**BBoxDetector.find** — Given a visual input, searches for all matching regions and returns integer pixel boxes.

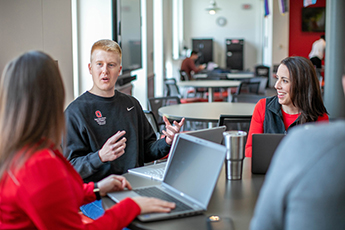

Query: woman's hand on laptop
[97,175,133,197]
[132,197,176,214]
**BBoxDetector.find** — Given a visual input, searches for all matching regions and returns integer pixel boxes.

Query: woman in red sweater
[0,51,175,229]
[245,56,328,157]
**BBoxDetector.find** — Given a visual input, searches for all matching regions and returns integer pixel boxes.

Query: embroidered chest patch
[94,110,106,125]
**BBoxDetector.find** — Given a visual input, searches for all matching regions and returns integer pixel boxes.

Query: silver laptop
[251,133,285,174]
[127,126,226,181]
[186,125,226,143]
[108,133,227,222]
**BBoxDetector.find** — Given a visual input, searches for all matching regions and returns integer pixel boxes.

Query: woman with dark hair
[0,51,174,229]
[245,56,328,157]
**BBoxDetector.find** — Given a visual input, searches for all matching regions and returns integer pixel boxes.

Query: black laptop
[251,133,285,174]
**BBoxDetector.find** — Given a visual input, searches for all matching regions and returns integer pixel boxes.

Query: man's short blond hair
[90,39,122,62]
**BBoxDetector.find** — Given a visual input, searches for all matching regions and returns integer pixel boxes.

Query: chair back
[164,79,182,97]
[255,65,269,77]
[232,94,266,103]
[217,114,252,143]
[148,96,181,128]
[250,77,268,94]
[235,81,260,95]
[179,70,189,81]
[144,110,160,140]
[163,78,177,96]
[255,65,270,88]
[164,78,177,84]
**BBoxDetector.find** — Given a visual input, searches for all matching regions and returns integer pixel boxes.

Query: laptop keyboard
[143,168,165,180]
[134,187,193,213]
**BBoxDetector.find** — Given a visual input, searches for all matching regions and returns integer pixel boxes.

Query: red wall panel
[289,0,326,58]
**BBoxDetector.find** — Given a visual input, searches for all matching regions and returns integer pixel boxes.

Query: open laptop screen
[185,126,226,144]
[163,134,226,207]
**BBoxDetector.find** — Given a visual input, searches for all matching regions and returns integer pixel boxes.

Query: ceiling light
[206,0,221,15]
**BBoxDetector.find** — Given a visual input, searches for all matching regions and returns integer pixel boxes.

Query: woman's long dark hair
[280,56,328,124]
[0,51,65,178]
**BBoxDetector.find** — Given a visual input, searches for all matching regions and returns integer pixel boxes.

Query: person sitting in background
[180,50,205,80]
[250,73,345,230]
[0,51,175,229]
[63,39,184,220]
[308,34,326,69]
[245,56,328,157]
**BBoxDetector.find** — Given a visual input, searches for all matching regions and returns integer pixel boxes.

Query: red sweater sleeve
[82,182,97,205]
[317,113,329,122]
[10,150,140,230]
[245,99,266,157]
[86,198,141,230]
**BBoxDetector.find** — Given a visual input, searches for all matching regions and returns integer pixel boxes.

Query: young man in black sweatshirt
[63,39,184,219]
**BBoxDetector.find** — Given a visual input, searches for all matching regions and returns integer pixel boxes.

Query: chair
[179,70,209,97]
[249,77,268,94]
[217,114,252,143]
[232,94,266,103]
[235,81,260,95]
[179,70,189,81]
[164,79,208,103]
[144,110,161,140]
[204,89,228,102]
[171,75,224,102]
[148,96,181,131]
[165,77,177,84]
[143,110,170,162]
[167,77,199,98]
[164,78,182,97]
[255,65,270,88]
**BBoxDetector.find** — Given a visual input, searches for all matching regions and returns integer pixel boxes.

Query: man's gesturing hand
[99,130,126,162]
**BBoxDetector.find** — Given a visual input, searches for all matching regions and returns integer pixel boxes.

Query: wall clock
[216,16,227,27]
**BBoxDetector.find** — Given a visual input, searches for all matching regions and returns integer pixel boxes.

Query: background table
[177,80,241,102]
[194,71,254,80]
[103,158,265,230]
[158,102,256,123]
[226,72,254,80]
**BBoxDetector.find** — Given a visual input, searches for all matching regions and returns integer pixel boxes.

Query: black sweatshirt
[63,91,170,183]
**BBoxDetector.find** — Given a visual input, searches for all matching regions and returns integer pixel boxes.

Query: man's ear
[88,63,92,74]
[118,65,122,75]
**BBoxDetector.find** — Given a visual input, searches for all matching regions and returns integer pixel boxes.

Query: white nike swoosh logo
[127,106,134,111]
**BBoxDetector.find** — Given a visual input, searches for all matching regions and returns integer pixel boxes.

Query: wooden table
[103,158,265,230]
[177,80,241,102]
